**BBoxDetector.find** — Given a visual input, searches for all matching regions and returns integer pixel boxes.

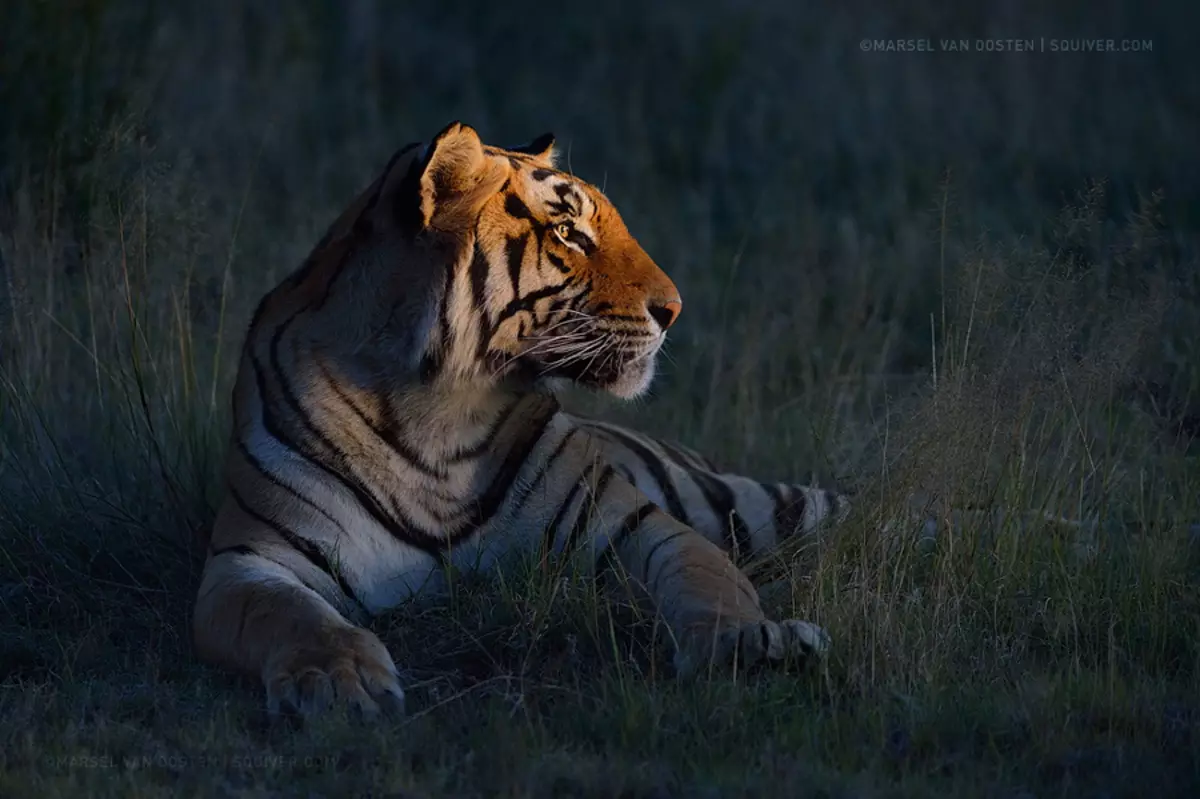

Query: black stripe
[566,229,596,256]
[469,241,491,328]
[504,193,534,221]
[542,472,588,560]
[685,469,752,562]
[545,293,580,317]
[315,236,366,307]
[642,528,690,587]
[253,326,445,558]
[506,233,528,300]
[561,466,617,555]
[313,359,448,480]
[494,278,575,328]
[253,353,364,515]
[532,233,547,303]
[657,438,715,471]
[470,240,498,360]
[464,395,560,531]
[551,183,581,217]
[545,251,570,274]
[596,502,660,577]
[418,353,440,382]
[590,427,691,524]
[614,464,637,483]
[531,168,555,182]
[764,482,807,536]
[228,484,369,617]
[567,283,592,311]
[280,212,350,295]
[210,543,257,558]
[246,293,274,337]
[376,396,451,480]
[235,436,350,537]
[508,428,580,518]
[436,260,456,359]
[279,243,349,315]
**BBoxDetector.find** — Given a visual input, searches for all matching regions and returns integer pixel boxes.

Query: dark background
[1,2,1198,796]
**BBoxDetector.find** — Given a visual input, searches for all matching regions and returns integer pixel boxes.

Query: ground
[1,2,1198,797]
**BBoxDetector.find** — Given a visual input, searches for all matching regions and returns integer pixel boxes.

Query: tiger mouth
[541,353,626,385]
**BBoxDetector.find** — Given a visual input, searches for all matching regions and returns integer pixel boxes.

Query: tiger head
[284,122,681,400]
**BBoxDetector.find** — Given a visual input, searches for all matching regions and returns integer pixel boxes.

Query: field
[2,1,1199,796]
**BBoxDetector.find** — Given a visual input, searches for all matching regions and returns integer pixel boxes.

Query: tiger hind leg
[597,500,830,678]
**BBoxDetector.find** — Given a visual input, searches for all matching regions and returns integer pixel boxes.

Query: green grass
[2,1,1199,796]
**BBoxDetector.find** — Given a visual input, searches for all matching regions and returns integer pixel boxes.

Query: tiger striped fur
[194,122,850,718]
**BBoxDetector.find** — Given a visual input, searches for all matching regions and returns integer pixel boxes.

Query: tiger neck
[296,336,562,498]
[390,375,558,462]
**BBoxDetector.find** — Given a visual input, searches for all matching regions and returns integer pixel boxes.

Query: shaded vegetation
[1,1,1198,796]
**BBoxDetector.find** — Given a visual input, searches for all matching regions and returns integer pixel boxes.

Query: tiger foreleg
[193,550,405,719]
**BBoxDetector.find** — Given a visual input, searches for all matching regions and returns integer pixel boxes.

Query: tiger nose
[647,299,682,331]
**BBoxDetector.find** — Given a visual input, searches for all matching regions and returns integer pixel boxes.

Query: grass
[2,1,1199,796]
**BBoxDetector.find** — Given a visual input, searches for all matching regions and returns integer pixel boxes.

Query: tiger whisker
[569,335,620,376]
[518,331,591,344]
[539,337,615,371]
[542,338,613,369]
[488,332,605,378]
[514,334,593,361]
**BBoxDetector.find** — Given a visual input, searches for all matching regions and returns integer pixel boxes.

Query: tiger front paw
[261,624,405,719]
[672,617,830,678]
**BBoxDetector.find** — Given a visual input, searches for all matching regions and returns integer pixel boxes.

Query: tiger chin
[193,121,850,719]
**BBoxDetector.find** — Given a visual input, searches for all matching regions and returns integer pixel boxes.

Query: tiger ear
[416,121,505,231]
[509,132,556,168]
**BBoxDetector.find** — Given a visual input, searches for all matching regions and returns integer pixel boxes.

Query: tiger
[193,122,851,718]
